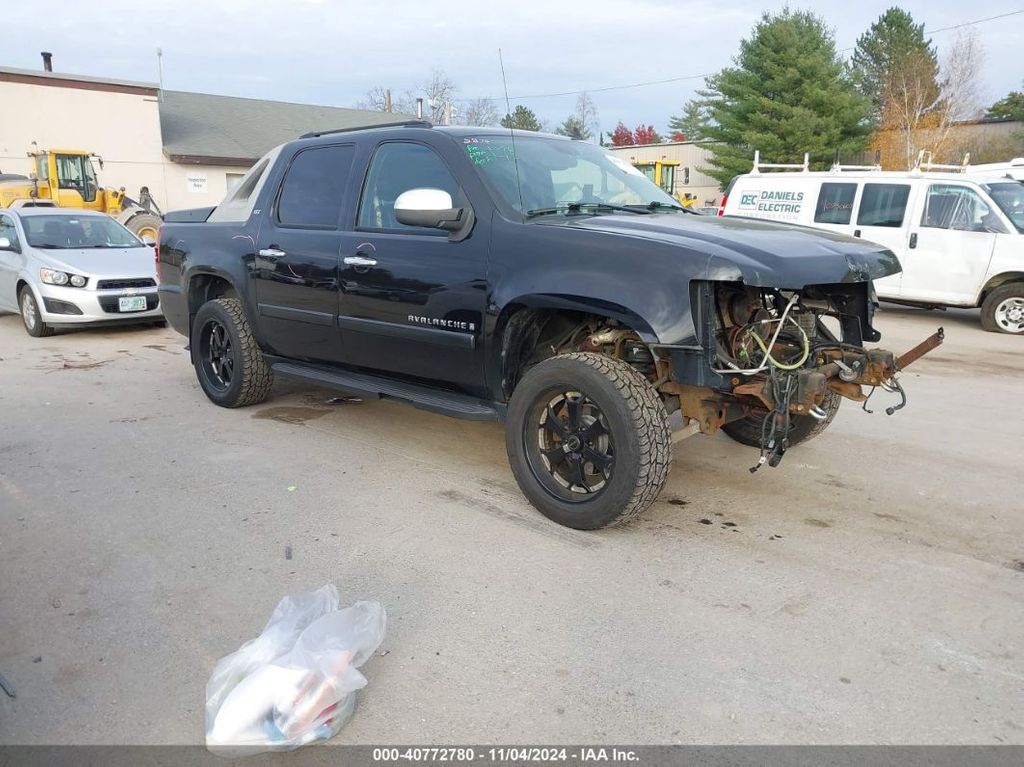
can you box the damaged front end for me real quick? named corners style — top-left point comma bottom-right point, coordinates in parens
top-left (656, 280), bottom-right (944, 471)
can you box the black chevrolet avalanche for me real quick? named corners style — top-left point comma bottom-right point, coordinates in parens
top-left (157, 122), bottom-right (941, 529)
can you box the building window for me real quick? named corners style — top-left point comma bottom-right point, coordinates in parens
top-left (225, 173), bottom-right (245, 195)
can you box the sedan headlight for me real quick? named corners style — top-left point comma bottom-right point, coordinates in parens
top-left (40, 268), bottom-right (87, 288)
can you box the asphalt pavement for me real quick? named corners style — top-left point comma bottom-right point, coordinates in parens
top-left (0, 305), bottom-right (1021, 745)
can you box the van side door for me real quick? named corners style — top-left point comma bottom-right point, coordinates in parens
top-left (900, 182), bottom-right (1002, 306)
top-left (853, 182), bottom-right (914, 299)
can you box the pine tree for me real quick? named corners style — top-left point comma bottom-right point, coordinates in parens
top-left (667, 99), bottom-right (710, 142)
top-left (700, 9), bottom-right (871, 187)
top-left (555, 116), bottom-right (589, 140)
top-left (500, 105), bottom-right (542, 131)
top-left (850, 8), bottom-right (939, 120)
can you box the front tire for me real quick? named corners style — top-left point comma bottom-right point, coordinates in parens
top-left (721, 389), bottom-right (842, 448)
top-left (19, 287), bottom-right (53, 338)
top-left (126, 213), bottom-right (163, 242)
top-left (505, 352), bottom-right (672, 530)
top-left (192, 298), bottom-right (273, 407)
top-left (980, 284), bottom-right (1024, 334)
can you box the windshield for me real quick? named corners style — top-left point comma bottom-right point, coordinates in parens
top-left (984, 181), bottom-right (1024, 234)
top-left (462, 135), bottom-right (681, 216)
top-left (23, 215), bottom-right (144, 249)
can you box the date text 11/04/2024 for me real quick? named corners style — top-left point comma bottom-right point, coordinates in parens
top-left (372, 747), bottom-right (640, 762)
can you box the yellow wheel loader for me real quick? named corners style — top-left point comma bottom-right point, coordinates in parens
top-left (0, 149), bottom-right (163, 240)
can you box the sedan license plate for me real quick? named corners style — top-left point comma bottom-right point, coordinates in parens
top-left (118, 296), bottom-right (148, 312)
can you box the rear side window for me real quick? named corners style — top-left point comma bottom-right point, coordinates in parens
top-left (857, 183), bottom-right (910, 227)
top-left (277, 145), bottom-right (355, 228)
top-left (814, 182), bottom-right (856, 224)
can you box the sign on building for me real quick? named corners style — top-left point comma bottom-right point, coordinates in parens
top-left (186, 173), bottom-right (208, 194)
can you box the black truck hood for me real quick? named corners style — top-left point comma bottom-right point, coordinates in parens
top-left (550, 212), bottom-right (902, 287)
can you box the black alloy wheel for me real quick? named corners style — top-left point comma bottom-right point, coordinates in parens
top-left (527, 390), bottom-right (615, 502)
top-left (200, 318), bottom-right (234, 391)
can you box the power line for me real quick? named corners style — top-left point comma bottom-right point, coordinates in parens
top-left (459, 9), bottom-right (1023, 102)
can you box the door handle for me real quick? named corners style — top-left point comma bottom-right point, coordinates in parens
top-left (344, 255), bottom-right (378, 268)
top-left (909, 232), bottom-right (918, 249)
top-left (853, 229), bottom-right (861, 238)
top-left (258, 247), bottom-right (286, 258)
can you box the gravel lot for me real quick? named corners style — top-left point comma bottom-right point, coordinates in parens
top-left (0, 305), bottom-right (1021, 745)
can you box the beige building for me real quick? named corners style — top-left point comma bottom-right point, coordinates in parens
top-left (607, 141), bottom-right (722, 206)
top-left (0, 63), bottom-right (408, 212)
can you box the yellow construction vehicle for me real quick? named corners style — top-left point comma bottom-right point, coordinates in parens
top-left (633, 160), bottom-right (680, 200)
top-left (0, 148), bottom-right (163, 239)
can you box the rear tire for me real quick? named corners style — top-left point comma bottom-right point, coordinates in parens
top-left (721, 389), bottom-right (842, 448)
top-left (980, 284), bottom-right (1024, 334)
top-left (19, 287), bottom-right (53, 338)
top-left (505, 352), bottom-right (672, 530)
top-left (191, 298), bottom-right (273, 407)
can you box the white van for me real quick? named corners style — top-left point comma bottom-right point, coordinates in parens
top-left (720, 158), bottom-right (1024, 333)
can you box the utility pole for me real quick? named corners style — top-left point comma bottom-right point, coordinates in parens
top-left (385, 88), bottom-right (392, 113)
top-left (156, 48), bottom-right (164, 100)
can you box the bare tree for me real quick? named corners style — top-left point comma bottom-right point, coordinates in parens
top-left (459, 97), bottom-right (501, 127)
top-left (574, 92), bottom-right (599, 139)
top-left (419, 69), bottom-right (457, 124)
top-left (356, 86), bottom-right (393, 112)
top-left (874, 28), bottom-right (985, 168)
top-left (355, 70), bottom-right (458, 120)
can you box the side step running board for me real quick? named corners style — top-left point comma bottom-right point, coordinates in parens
top-left (271, 362), bottom-right (504, 422)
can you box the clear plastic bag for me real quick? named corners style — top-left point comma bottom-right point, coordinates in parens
top-left (205, 584), bottom-right (386, 755)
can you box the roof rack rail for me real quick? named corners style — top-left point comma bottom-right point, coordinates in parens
top-left (300, 120), bottom-right (432, 139)
top-left (913, 149), bottom-right (970, 173)
top-left (751, 150), bottom-right (809, 175)
top-left (829, 162), bottom-right (882, 172)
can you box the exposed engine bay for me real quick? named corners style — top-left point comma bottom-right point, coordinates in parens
top-left (554, 280), bottom-right (945, 473)
top-left (662, 281), bottom-right (943, 471)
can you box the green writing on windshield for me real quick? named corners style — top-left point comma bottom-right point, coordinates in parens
top-left (465, 142), bottom-right (516, 167)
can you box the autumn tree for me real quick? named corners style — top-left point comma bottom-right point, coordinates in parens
top-left (501, 105), bottom-right (542, 131)
top-left (633, 125), bottom-right (662, 144)
top-left (867, 27), bottom-right (985, 168)
top-left (699, 9), bottom-right (871, 186)
top-left (608, 123), bottom-right (632, 146)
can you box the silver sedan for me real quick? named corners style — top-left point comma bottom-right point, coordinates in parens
top-left (0, 207), bottom-right (163, 336)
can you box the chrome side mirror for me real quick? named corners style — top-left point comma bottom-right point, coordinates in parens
top-left (394, 188), bottom-right (474, 242)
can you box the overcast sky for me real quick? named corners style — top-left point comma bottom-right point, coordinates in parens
top-left (4, 0), bottom-right (1022, 133)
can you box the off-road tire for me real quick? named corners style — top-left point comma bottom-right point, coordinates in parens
top-left (505, 352), bottom-right (672, 530)
top-left (19, 287), bottom-right (53, 338)
top-left (980, 283), bottom-right (1024, 334)
top-left (125, 213), bottom-right (163, 241)
top-left (722, 389), bottom-right (842, 448)
top-left (192, 297), bottom-right (273, 408)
